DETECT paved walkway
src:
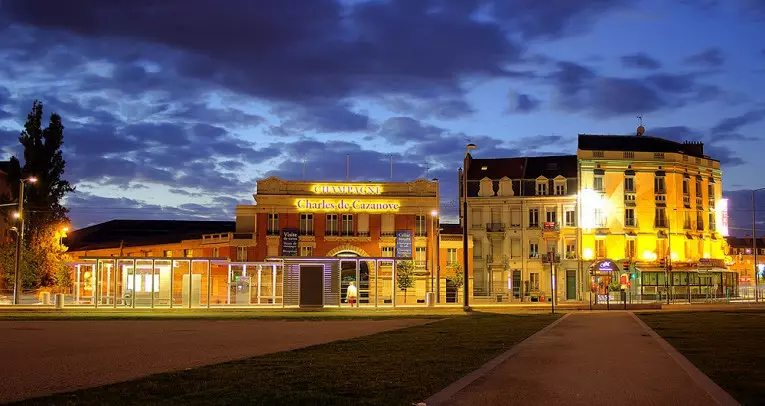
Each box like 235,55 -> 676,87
0,318 -> 430,403
435,313 -> 730,406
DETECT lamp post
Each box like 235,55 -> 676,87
462,143 -> 476,311
430,209 -> 438,295
13,176 -> 37,305
752,188 -> 765,303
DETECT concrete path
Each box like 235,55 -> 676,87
432,312 -> 734,406
0,318 -> 430,403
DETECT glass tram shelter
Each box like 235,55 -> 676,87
67,256 -> 415,308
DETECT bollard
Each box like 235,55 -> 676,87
54,293 -> 65,309
40,292 -> 51,305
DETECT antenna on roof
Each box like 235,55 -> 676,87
425,159 -> 430,179
346,154 -> 350,181
389,155 -> 393,180
636,114 -> 645,136
302,158 -> 306,180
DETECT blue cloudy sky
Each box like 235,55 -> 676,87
0,0 -> 764,233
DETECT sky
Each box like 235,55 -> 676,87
0,0 -> 764,235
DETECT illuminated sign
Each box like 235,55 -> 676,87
295,199 -> 400,212
311,184 -> 382,195
716,198 -> 729,237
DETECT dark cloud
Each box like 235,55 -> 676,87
683,47 -> 724,68
546,61 -> 722,117
711,109 -> 765,133
621,52 -> 662,70
381,97 -> 476,121
376,117 -> 446,144
509,92 -> 541,113
271,101 -> 373,133
646,125 -> 745,167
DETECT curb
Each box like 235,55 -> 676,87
421,312 -> 571,406
629,312 -> 740,406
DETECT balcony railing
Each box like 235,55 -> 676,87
202,232 -> 233,243
486,223 -> 505,232
414,260 -> 427,269
232,232 -> 256,239
542,222 -> 559,232
542,254 -> 562,264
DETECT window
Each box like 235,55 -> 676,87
300,246 -> 313,257
536,181 -> 547,196
183,249 -> 193,258
341,214 -> 354,236
382,246 -> 394,257
565,209 -> 576,227
696,178 -> 702,197
655,207 -> 667,228
555,182 -> 565,195
654,176 -> 666,194
546,210 -> 557,223
511,239 -> 521,258
708,184 -> 714,199
381,214 -> 395,236
684,212 -> 691,229
212,247 -> 219,257
625,208 -> 635,227
357,213 -> 369,236
415,247 -> 426,267
510,209 -> 521,227
593,151 -> 604,158
593,176 -> 604,192
326,214 -> 339,236
595,239 -> 606,259
709,213 -> 716,232
696,210 -> 704,231
682,179 -> 689,195
529,242 -> 539,258
163,250 -> 172,257
654,152 -> 665,160
267,213 -> 279,235
625,239 -> 636,259
529,208 -> 539,227
236,247 -> 248,261
594,208 -> 606,227
415,215 -> 427,236
657,239 -> 668,258
530,273 -> 540,291
447,248 -> 457,265
565,241 -> 577,259
300,214 -> 314,235
623,151 -> 634,159
624,177 -> 635,193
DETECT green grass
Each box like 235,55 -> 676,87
13,312 -> 560,406
639,311 -> 765,406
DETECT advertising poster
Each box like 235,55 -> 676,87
282,228 -> 299,256
395,230 -> 413,258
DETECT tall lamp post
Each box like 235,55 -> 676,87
430,209 -> 438,296
13,176 -> 37,305
752,188 -> 765,303
462,143 -> 476,311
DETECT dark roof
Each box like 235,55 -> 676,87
440,223 -> 463,235
578,134 -> 711,160
726,236 -> 765,249
66,219 -> 235,252
466,155 -> 578,180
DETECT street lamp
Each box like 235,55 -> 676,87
13,176 -> 37,305
430,209 -> 438,296
752,188 -> 765,303
462,143 -> 476,311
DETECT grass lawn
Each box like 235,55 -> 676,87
639,311 -> 765,406
13,311 -> 560,406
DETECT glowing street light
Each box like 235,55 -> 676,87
13,176 -> 37,305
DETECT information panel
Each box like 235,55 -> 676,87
282,228 -> 299,256
395,230 -> 413,258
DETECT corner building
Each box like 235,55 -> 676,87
577,131 -> 735,301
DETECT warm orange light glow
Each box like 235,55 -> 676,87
62,227 -> 69,233
27,177 -> 37,183
431,209 -> 438,217
12,212 -> 20,219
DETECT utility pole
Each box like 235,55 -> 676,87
550,250 -> 555,314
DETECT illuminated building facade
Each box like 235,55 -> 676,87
725,236 -> 763,294
463,155 -> 580,303
64,178 -> 469,308
577,129 -> 735,300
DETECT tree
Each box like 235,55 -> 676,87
447,263 -> 464,301
5,101 -> 75,289
396,260 -> 415,303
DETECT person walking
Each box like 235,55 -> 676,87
347,281 -> 358,307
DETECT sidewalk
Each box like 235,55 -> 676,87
430,312 -> 733,406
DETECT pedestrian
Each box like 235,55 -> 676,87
347,281 -> 357,307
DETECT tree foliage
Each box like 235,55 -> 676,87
447,262 -> 464,289
396,260 -> 415,303
2,100 -> 75,291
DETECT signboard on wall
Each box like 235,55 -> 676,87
282,229 -> 299,256
395,230 -> 413,258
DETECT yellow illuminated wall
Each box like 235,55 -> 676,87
578,152 -> 725,264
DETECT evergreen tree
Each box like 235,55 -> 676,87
1,101 -> 75,289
